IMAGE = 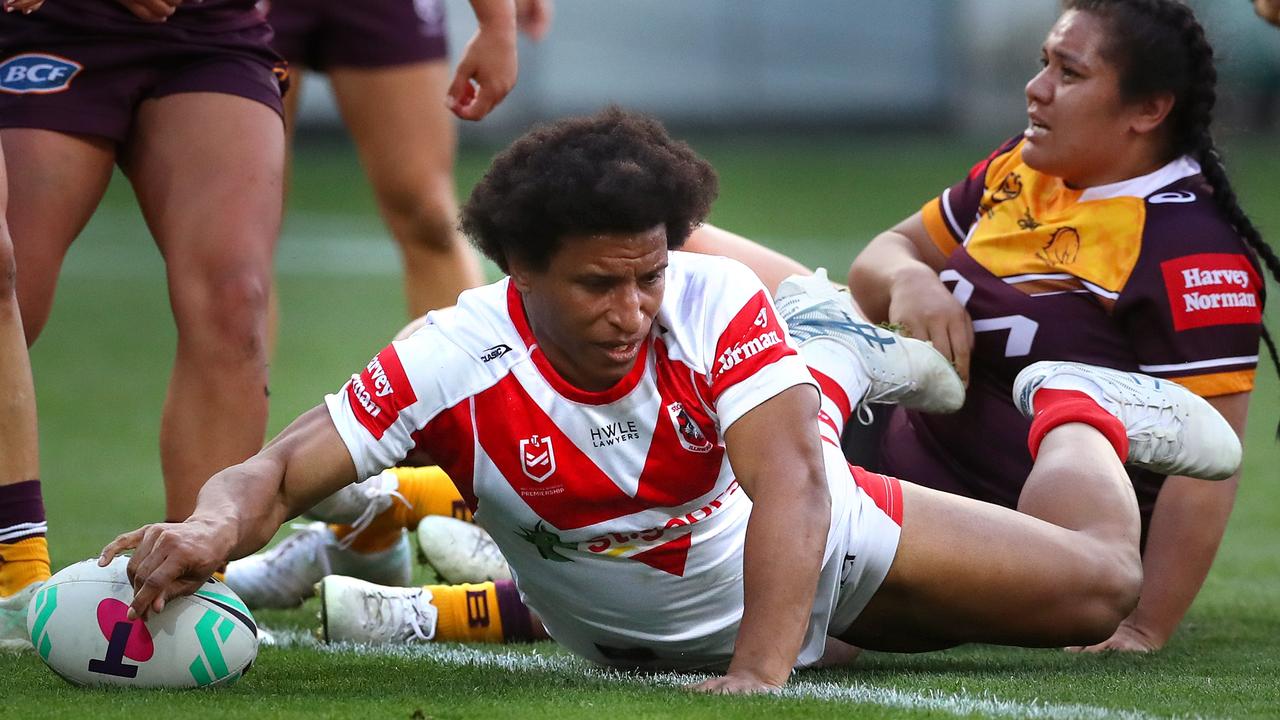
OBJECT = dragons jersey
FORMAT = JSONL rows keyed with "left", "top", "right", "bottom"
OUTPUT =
{"left": 325, "top": 252, "right": 887, "bottom": 670}
{"left": 883, "top": 135, "right": 1263, "bottom": 518}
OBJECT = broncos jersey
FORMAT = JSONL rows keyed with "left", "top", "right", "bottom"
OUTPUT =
{"left": 880, "top": 136, "right": 1263, "bottom": 519}
{"left": 324, "top": 252, "right": 882, "bottom": 670}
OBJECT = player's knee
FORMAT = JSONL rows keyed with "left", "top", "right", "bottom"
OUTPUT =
{"left": 0, "top": 236, "right": 17, "bottom": 299}
{"left": 176, "top": 266, "right": 270, "bottom": 357}
{"left": 1071, "top": 548, "right": 1142, "bottom": 642}
{"left": 379, "top": 184, "right": 459, "bottom": 254}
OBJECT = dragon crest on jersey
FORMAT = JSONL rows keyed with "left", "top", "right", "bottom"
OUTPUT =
{"left": 519, "top": 435, "right": 556, "bottom": 482}
{"left": 666, "top": 402, "right": 713, "bottom": 453}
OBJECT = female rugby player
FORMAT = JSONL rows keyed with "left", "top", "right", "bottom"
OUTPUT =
{"left": 845, "top": 0, "right": 1278, "bottom": 652}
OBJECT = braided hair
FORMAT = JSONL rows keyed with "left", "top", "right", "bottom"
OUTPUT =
{"left": 1067, "top": 0, "right": 1280, "bottom": 434}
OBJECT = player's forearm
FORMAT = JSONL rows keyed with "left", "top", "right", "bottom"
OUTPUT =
{"left": 684, "top": 224, "right": 813, "bottom": 294}
{"left": 469, "top": 0, "right": 517, "bottom": 31}
{"left": 1127, "top": 474, "right": 1239, "bottom": 645}
{"left": 190, "top": 406, "right": 359, "bottom": 560}
{"left": 847, "top": 232, "right": 935, "bottom": 323}
{"left": 730, "top": 468, "right": 830, "bottom": 685}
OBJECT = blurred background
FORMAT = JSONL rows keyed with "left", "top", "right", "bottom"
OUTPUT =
{"left": 295, "top": 0, "right": 1280, "bottom": 137}
{"left": 31, "top": 0, "right": 1280, "bottom": 564}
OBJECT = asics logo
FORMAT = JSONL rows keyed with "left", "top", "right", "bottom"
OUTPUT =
{"left": 849, "top": 322, "right": 896, "bottom": 351}
{"left": 1148, "top": 191, "right": 1197, "bottom": 204}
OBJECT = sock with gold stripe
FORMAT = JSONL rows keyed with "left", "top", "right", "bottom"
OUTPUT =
{"left": 426, "top": 580, "right": 534, "bottom": 643}
{"left": 389, "top": 466, "right": 471, "bottom": 528}
{"left": 0, "top": 480, "right": 51, "bottom": 597}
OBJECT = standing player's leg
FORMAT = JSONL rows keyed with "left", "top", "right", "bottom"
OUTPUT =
{"left": 0, "top": 129, "right": 115, "bottom": 647}
{"left": 121, "top": 92, "right": 284, "bottom": 522}
{"left": 329, "top": 61, "right": 484, "bottom": 317}
{"left": 0, "top": 141, "right": 50, "bottom": 648}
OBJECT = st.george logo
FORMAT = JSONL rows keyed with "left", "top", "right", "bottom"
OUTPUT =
{"left": 667, "top": 402, "right": 713, "bottom": 453}
{"left": 0, "top": 54, "right": 82, "bottom": 94}
{"left": 519, "top": 434, "right": 556, "bottom": 482}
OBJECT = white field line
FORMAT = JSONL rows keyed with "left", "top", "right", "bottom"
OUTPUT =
{"left": 263, "top": 629, "right": 1178, "bottom": 720}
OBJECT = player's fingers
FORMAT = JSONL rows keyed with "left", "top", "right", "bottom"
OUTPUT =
{"left": 923, "top": 319, "right": 955, "bottom": 366}
{"left": 947, "top": 318, "right": 974, "bottom": 385}
{"left": 99, "top": 527, "right": 145, "bottom": 566}
{"left": 445, "top": 63, "right": 475, "bottom": 113}
{"left": 129, "top": 556, "right": 184, "bottom": 620}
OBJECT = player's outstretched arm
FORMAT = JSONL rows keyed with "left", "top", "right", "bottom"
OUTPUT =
{"left": 99, "top": 405, "right": 360, "bottom": 620}
{"left": 690, "top": 385, "right": 830, "bottom": 694}
{"left": 448, "top": 0, "right": 519, "bottom": 120}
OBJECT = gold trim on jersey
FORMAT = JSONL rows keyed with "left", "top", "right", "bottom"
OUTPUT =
{"left": 924, "top": 140, "right": 1149, "bottom": 302}
{"left": 1172, "top": 369, "right": 1256, "bottom": 398}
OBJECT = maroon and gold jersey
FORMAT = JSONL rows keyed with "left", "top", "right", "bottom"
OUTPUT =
{"left": 881, "top": 136, "right": 1263, "bottom": 521}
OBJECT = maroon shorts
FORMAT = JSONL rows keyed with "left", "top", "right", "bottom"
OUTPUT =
{"left": 265, "top": 0, "right": 448, "bottom": 70}
{"left": 0, "top": 20, "right": 285, "bottom": 143}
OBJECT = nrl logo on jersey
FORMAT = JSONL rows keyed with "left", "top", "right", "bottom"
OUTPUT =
{"left": 519, "top": 434, "right": 556, "bottom": 482}
{"left": 666, "top": 402, "right": 713, "bottom": 453}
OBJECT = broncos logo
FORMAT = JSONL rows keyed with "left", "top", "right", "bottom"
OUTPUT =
{"left": 1036, "top": 227, "right": 1081, "bottom": 267}
{"left": 981, "top": 172, "right": 1024, "bottom": 218}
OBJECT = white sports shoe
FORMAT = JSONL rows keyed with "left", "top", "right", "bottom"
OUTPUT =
{"left": 775, "top": 270, "right": 965, "bottom": 415}
{"left": 1013, "top": 360, "right": 1242, "bottom": 480}
{"left": 319, "top": 576, "right": 438, "bottom": 645}
{"left": 306, "top": 469, "right": 406, "bottom": 526}
{"left": 0, "top": 581, "right": 39, "bottom": 652}
{"left": 416, "top": 517, "right": 511, "bottom": 584}
{"left": 224, "top": 522, "right": 412, "bottom": 610}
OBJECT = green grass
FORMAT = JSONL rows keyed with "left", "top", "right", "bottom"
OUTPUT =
{"left": 3, "top": 131, "right": 1280, "bottom": 718}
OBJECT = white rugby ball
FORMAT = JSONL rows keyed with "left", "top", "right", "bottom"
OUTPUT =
{"left": 26, "top": 556, "right": 258, "bottom": 688}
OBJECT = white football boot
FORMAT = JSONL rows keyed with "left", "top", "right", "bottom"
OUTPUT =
{"left": 416, "top": 517, "right": 511, "bottom": 584}
{"left": 1013, "top": 360, "right": 1242, "bottom": 480}
{"left": 0, "top": 581, "right": 39, "bottom": 652}
{"left": 319, "top": 575, "right": 438, "bottom": 645}
{"left": 223, "top": 521, "right": 413, "bottom": 609}
{"left": 775, "top": 270, "right": 965, "bottom": 416}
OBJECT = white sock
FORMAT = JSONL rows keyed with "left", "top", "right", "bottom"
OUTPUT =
{"left": 800, "top": 338, "right": 871, "bottom": 427}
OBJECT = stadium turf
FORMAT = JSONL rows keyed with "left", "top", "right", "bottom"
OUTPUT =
{"left": 3, "top": 132, "right": 1278, "bottom": 718}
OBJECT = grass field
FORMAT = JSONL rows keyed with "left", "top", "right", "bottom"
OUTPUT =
{"left": 3, "top": 130, "right": 1279, "bottom": 718}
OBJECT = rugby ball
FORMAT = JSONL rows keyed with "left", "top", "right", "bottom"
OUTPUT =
{"left": 26, "top": 556, "right": 258, "bottom": 688}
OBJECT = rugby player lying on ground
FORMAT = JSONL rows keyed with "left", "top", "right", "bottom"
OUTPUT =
{"left": 101, "top": 108, "right": 1240, "bottom": 694}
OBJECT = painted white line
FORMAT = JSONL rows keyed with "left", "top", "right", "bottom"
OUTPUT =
{"left": 262, "top": 629, "right": 1163, "bottom": 720}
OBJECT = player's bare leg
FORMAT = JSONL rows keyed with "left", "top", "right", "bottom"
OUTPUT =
{"left": 0, "top": 140, "right": 68, "bottom": 648}
{"left": 844, "top": 423, "right": 1143, "bottom": 651}
{"left": 123, "top": 92, "right": 284, "bottom": 521}
{"left": 329, "top": 61, "right": 484, "bottom": 317}
{"left": 1, "top": 129, "right": 116, "bottom": 343}
{"left": 265, "top": 64, "right": 308, "bottom": 361}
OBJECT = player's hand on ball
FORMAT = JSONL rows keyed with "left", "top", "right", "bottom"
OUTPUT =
{"left": 98, "top": 520, "right": 230, "bottom": 620}
{"left": 1065, "top": 621, "right": 1163, "bottom": 653}
{"left": 688, "top": 671, "right": 784, "bottom": 695}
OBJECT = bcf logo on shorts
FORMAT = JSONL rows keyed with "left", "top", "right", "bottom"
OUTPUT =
{"left": 0, "top": 54, "right": 82, "bottom": 94}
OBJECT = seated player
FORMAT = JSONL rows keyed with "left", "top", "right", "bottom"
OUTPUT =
{"left": 102, "top": 108, "right": 1239, "bottom": 694}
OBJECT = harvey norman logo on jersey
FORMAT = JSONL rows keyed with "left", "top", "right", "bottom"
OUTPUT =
{"left": 1161, "top": 253, "right": 1262, "bottom": 331}
{"left": 348, "top": 346, "right": 418, "bottom": 439}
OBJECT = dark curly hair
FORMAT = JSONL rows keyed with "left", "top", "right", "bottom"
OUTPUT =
{"left": 460, "top": 106, "right": 719, "bottom": 274}
{"left": 1068, "top": 0, "right": 1279, "bottom": 434}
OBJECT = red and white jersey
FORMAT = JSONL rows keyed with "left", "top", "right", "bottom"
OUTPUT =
{"left": 325, "top": 252, "right": 858, "bottom": 669}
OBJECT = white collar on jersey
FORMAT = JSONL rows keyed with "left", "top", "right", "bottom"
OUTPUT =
{"left": 1078, "top": 155, "right": 1201, "bottom": 203}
